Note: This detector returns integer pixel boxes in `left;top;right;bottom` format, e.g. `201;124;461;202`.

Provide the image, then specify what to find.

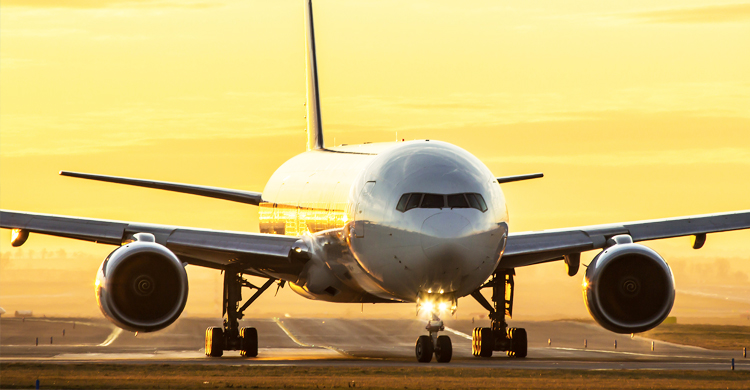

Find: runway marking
272;318;350;357
98;328;123;347
547;347;735;361
443;327;472;340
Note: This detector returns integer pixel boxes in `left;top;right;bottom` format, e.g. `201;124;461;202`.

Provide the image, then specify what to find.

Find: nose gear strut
470;268;527;358
415;308;453;363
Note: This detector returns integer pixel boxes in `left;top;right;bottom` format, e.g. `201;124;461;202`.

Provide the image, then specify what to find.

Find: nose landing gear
470;268;527;358
415;306;453;363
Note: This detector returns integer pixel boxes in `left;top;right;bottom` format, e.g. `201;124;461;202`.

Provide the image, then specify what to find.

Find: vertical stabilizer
305;0;324;150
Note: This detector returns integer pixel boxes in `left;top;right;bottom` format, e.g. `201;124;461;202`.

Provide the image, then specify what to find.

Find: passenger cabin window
396;192;488;212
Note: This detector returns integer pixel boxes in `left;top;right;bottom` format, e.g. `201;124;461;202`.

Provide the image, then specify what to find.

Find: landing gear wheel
240;327;258;357
472;327;493;357
415;335;434;363
205;327;224;357
435;335;452;363
507;327;527;358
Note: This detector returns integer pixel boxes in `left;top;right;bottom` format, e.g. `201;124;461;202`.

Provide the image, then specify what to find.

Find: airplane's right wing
0;210;307;279
59;171;264;205
502;210;750;269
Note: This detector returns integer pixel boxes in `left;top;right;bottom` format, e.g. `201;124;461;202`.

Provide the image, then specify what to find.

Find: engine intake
96;235;188;332
583;237;675;334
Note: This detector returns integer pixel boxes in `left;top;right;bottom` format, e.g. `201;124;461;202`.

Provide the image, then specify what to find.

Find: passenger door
354;181;376;238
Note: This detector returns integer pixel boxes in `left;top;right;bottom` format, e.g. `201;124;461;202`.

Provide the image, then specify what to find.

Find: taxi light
422;301;434;313
438;302;448;312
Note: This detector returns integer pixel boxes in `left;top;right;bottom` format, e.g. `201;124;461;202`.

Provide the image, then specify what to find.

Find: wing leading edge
0;210;307;279
59;171;263;205
502;210;750;268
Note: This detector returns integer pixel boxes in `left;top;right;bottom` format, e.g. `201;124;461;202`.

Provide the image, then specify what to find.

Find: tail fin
305;0;324;150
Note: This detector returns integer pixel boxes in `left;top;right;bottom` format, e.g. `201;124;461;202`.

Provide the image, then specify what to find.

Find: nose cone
419;212;504;294
421;213;473;263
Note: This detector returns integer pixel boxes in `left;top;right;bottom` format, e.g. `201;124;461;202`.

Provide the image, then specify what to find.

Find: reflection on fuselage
259;146;375;236
259;203;348;236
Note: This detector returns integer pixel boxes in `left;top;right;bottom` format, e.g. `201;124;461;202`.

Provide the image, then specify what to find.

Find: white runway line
272;318;350;357
272;318;310;347
547;346;735;361
98;328;123;347
443;327;472;340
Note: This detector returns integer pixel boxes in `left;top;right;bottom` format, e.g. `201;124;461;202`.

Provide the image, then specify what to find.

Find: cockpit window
466;193;488;212
405;193;422;211
465;193;481;210
397;192;488;212
396;194;410;212
474;193;488;212
447;194;468;209
420;194;445;209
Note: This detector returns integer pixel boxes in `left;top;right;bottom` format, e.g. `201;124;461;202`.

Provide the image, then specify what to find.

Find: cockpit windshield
396;193;487;212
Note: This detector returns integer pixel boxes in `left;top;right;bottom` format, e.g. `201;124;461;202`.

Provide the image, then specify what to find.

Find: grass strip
642;324;750;350
1;363;749;389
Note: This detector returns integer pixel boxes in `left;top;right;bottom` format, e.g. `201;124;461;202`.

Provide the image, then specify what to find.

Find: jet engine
583;235;675;334
95;233;188;332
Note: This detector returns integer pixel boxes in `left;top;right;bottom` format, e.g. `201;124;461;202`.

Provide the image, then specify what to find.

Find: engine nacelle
583;237;675;334
96;235;188;332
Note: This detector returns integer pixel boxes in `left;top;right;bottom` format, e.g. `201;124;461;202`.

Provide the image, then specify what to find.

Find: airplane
2;0;750;363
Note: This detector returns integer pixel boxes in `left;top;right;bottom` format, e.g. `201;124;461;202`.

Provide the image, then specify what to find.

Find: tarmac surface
1;317;747;370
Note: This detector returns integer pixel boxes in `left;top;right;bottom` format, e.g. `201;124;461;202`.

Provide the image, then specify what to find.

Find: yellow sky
1;1;749;320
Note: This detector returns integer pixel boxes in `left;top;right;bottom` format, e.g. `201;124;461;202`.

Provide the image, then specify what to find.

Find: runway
1;317;747;370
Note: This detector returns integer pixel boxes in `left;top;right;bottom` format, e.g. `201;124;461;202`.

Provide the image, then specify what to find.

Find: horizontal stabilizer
60;171;263;205
496;173;544;184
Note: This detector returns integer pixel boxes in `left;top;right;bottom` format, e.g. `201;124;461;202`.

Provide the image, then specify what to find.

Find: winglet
305;0;324;150
496;173;544;184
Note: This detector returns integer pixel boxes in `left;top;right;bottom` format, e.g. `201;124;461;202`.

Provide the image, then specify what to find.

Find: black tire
435;335;452;363
472;327;493;357
415;335;434;363
240;327;258;357
507;327;527;358
205;327;223;357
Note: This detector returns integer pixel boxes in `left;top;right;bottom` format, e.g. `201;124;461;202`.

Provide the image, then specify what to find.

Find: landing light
422;301;434;313
583;279;589;289
438;302;448;312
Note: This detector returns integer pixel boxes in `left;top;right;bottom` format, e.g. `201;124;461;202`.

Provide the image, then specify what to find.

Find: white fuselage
259;140;508;304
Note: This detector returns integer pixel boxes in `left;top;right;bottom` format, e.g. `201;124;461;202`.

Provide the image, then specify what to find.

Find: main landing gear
205;269;280;358
470;268;527;358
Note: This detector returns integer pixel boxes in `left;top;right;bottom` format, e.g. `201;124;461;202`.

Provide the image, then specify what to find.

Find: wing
502;210;750;268
59;171;263;205
0;210;308;280
496;173;543;184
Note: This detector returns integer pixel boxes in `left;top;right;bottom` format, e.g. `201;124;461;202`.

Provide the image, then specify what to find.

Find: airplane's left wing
502;210;750;269
0;210;307;279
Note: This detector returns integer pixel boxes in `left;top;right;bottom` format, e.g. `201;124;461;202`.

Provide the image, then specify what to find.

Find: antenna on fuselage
305;0;324;151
